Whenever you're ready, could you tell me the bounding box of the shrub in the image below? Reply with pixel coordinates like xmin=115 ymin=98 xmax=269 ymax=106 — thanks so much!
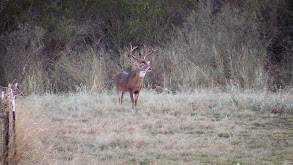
xmin=147 ymin=1 xmax=278 ymax=91
xmin=0 ymin=23 xmax=49 ymax=93
xmin=51 ymin=48 xmax=119 ymax=93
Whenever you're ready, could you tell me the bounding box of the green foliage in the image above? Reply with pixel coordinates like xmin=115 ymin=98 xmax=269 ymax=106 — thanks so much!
xmin=0 ymin=0 xmax=36 ymax=34
xmin=116 ymin=0 xmax=167 ymax=45
xmin=267 ymin=0 xmax=293 ymax=88
xmin=34 ymin=0 xmax=196 ymax=50
xmin=42 ymin=18 xmax=76 ymax=51
xmin=37 ymin=1 xmax=76 ymax=52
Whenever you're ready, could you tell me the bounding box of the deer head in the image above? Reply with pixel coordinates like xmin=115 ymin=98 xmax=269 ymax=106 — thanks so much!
xmin=130 ymin=44 xmax=156 ymax=76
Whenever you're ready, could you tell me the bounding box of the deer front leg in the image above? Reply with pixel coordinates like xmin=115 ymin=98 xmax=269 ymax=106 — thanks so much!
xmin=129 ymin=90 xmax=135 ymax=110
xmin=134 ymin=91 xmax=140 ymax=107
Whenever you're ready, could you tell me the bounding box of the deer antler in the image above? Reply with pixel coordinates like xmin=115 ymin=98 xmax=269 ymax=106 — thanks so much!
xmin=143 ymin=44 xmax=156 ymax=60
xmin=130 ymin=43 xmax=140 ymax=62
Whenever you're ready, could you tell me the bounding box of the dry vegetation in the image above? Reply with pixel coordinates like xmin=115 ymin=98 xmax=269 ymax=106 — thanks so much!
xmin=1 ymin=1 xmax=293 ymax=164
xmin=15 ymin=89 xmax=293 ymax=164
xmin=1 ymin=1 xmax=292 ymax=93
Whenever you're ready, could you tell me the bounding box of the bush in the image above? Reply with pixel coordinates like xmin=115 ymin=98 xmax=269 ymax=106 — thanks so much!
xmin=0 ymin=23 xmax=49 ymax=93
xmin=147 ymin=1 xmax=280 ymax=91
xmin=51 ymin=48 xmax=119 ymax=93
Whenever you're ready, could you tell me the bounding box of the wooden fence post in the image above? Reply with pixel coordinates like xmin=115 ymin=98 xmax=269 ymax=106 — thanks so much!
xmin=8 ymin=95 xmax=16 ymax=160
xmin=1 ymin=91 xmax=4 ymax=100
xmin=0 ymin=91 xmax=8 ymax=165
xmin=7 ymin=86 xmax=16 ymax=164
xmin=0 ymin=84 xmax=19 ymax=165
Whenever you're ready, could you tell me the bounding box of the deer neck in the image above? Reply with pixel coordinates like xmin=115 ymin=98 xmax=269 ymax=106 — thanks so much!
xmin=129 ymin=69 xmax=146 ymax=82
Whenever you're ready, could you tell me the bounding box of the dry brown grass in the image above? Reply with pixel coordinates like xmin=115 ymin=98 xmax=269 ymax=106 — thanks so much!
xmin=14 ymin=89 xmax=293 ymax=164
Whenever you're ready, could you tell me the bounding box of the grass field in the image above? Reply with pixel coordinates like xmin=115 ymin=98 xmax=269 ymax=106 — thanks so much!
xmin=14 ymin=89 xmax=293 ymax=165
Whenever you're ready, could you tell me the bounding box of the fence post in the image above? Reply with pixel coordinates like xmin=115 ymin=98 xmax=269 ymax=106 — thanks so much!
xmin=7 ymin=87 xmax=16 ymax=164
xmin=0 ymin=91 xmax=8 ymax=165
xmin=0 ymin=84 xmax=18 ymax=165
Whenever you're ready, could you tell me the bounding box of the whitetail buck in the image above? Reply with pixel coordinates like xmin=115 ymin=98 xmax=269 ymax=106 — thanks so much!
xmin=114 ymin=44 xmax=156 ymax=111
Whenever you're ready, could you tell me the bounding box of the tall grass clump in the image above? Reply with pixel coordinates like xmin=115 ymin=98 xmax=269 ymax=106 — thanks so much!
xmin=0 ymin=24 xmax=52 ymax=94
xmin=51 ymin=48 xmax=118 ymax=93
xmin=148 ymin=1 xmax=277 ymax=91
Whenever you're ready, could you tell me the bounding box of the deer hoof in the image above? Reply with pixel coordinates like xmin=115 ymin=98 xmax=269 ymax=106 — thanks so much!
xmin=133 ymin=107 xmax=138 ymax=113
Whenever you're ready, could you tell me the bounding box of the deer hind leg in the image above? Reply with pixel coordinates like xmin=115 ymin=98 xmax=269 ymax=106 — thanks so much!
xmin=116 ymin=88 xmax=122 ymax=105
xmin=120 ymin=91 xmax=125 ymax=105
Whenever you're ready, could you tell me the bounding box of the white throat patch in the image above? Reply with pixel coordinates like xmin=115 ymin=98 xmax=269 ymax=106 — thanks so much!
xmin=139 ymin=71 xmax=147 ymax=77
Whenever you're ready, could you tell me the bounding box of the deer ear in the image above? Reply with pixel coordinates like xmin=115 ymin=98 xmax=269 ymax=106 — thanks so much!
xmin=146 ymin=61 xmax=151 ymax=65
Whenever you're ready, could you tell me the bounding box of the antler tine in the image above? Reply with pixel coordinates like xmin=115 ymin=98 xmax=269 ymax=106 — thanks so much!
xmin=142 ymin=44 xmax=147 ymax=60
xmin=130 ymin=43 xmax=138 ymax=52
xmin=143 ymin=44 xmax=156 ymax=60
xmin=130 ymin=43 xmax=140 ymax=62
xmin=143 ymin=44 xmax=147 ymax=55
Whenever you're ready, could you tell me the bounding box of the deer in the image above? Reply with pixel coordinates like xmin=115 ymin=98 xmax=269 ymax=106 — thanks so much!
xmin=114 ymin=44 xmax=156 ymax=112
